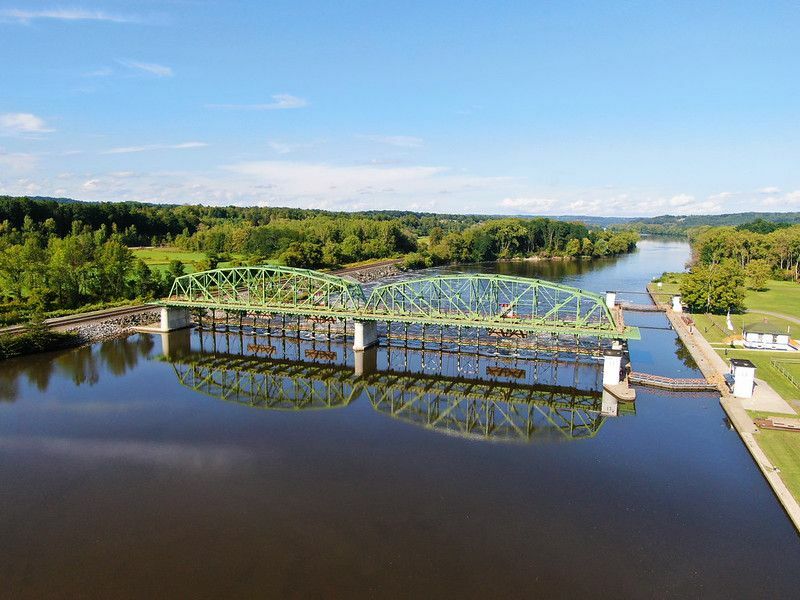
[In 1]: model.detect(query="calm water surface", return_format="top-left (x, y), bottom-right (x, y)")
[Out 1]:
top-left (2, 238), bottom-right (799, 598)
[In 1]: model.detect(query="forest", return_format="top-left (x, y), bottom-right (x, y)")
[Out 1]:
top-left (0, 196), bottom-right (638, 324)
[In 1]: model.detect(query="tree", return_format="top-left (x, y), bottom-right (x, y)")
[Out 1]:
top-left (565, 238), bottom-right (581, 257)
top-left (680, 259), bottom-right (745, 314)
top-left (746, 259), bottom-right (772, 290)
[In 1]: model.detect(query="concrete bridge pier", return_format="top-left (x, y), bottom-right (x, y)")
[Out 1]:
top-left (601, 389), bottom-right (619, 417)
top-left (353, 319), bottom-right (378, 351)
top-left (160, 328), bottom-right (191, 360)
top-left (354, 346), bottom-right (378, 376)
top-left (160, 307), bottom-right (192, 332)
top-left (602, 349), bottom-right (624, 386)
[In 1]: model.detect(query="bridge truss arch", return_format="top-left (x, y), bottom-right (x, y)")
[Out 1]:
top-left (364, 274), bottom-right (621, 337)
top-left (167, 265), bottom-right (366, 315)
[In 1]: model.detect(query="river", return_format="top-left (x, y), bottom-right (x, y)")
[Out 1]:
top-left (1, 238), bottom-right (799, 598)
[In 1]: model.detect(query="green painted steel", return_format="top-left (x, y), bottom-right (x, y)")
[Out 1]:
top-left (168, 352), bottom-right (606, 442)
top-left (158, 265), bottom-right (639, 339)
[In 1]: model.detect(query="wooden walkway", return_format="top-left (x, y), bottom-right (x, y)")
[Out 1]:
top-left (619, 302), bottom-right (666, 313)
top-left (628, 370), bottom-right (718, 391)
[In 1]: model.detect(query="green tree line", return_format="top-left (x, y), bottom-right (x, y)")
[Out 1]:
top-left (679, 221), bottom-right (800, 313)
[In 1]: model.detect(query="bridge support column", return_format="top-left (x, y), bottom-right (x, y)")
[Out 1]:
top-left (353, 319), bottom-right (378, 351)
top-left (601, 389), bottom-right (619, 417)
top-left (602, 349), bottom-right (623, 386)
top-left (354, 346), bottom-right (378, 377)
top-left (160, 307), bottom-right (192, 332)
top-left (160, 328), bottom-right (191, 359)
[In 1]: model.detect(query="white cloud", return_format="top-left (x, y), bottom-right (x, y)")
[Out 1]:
top-left (759, 186), bottom-right (781, 194)
top-left (0, 112), bottom-right (53, 134)
top-left (0, 9), bottom-right (137, 24)
top-left (501, 197), bottom-right (556, 213)
top-left (358, 134), bottom-right (424, 148)
top-left (117, 59), bottom-right (173, 77)
top-left (0, 148), bottom-right (37, 171)
top-left (102, 141), bottom-right (208, 154)
top-left (668, 193), bottom-right (695, 208)
top-left (208, 94), bottom-right (308, 110)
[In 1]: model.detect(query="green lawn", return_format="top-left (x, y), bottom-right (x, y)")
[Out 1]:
top-left (744, 280), bottom-right (800, 320)
top-left (747, 410), bottom-right (800, 502)
top-left (132, 247), bottom-right (208, 264)
top-left (691, 312), bottom-right (797, 344)
top-left (720, 349), bottom-right (800, 402)
top-left (132, 247), bottom-right (248, 274)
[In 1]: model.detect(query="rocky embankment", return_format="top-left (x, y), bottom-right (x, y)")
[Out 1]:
top-left (66, 309), bottom-right (160, 344)
top-left (342, 263), bottom-right (402, 283)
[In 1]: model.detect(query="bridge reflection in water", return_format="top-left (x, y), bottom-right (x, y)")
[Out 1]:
top-left (162, 329), bottom-right (635, 443)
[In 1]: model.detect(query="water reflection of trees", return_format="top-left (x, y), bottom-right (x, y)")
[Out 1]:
top-left (0, 334), bottom-right (156, 399)
top-left (673, 336), bottom-right (698, 370)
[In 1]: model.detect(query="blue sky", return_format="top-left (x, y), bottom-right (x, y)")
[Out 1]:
top-left (1, 0), bottom-right (799, 216)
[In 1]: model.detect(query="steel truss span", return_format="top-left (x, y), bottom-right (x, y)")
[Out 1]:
top-left (169, 352), bottom-right (607, 442)
top-left (160, 266), bottom-right (639, 339)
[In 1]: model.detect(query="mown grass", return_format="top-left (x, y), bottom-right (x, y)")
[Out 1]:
top-left (132, 247), bottom-right (250, 274)
top-left (746, 410), bottom-right (800, 503)
top-left (744, 280), bottom-right (800, 320)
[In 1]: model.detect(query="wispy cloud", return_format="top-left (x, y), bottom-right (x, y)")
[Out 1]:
top-left (358, 134), bottom-right (424, 148)
top-left (0, 112), bottom-right (54, 135)
top-left (83, 67), bottom-right (113, 78)
top-left (501, 197), bottom-right (556, 212)
top-left (117, 59), bottom-right (173, 78)
top-left (102, 141), bottom-right (208, 155)
top-left (0, 148), bottom-right (38, 171)
top-left (207, 94), bottom-right (308, 110)
top-left (759, 186), bottom-right (781, 194)
top-left (0, 8), bottom-right (137, 24)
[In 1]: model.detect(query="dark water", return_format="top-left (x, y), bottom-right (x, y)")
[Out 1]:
top-left (1, 239), bottom-right (799, 598)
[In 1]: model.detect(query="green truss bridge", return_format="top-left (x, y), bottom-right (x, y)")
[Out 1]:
top-left (154, 265), bottom-right (639, 348)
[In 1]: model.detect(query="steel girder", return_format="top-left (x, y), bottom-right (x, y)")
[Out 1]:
top-left (158, 267), bottom-right (639, 339)
top-left (167, 266), bottom-right (365, 313)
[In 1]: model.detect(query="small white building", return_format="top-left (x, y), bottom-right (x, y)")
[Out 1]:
top-left (742, 324), bottom-right (796, 351)
top-left (729, 358), bottom-right (756, 398)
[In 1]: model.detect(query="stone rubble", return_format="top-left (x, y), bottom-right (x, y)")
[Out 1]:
top-left (65, 309), bottom-right (161, 344)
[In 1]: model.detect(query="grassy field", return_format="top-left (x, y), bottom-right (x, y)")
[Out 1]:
top-left (747, 410), bottom-right (800, 502)
top-left (132, 247), bottom-right (248, 274)
top-left (691, 312), bottom-right (797, 344)
top-left (744, 280), bottom-right (800, 318)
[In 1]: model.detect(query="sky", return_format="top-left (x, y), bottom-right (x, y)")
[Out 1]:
top-left (1, 0), bottom-right (799, 217)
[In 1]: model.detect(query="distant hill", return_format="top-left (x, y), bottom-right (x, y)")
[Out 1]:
top-left (631, 212), bottom-right (800, 228)
top-left (27, 196), bottom-right (84, 204)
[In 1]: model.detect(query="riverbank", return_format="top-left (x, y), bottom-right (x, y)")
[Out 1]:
top-left (647, 284), bottom-right (800, 532)
top-left (0, 306), bottom-right (160, 360)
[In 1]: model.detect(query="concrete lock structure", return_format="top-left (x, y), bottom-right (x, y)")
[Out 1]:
top-left (730, 358), bottom-right (756, 398)
top-left (160, 307), bottom-right (192, 332)
top-left (603, 349), bottom-right (623, 386)
top-left (672, 295), bottom-right (683, 313)
top-left (353, 319), bottom-right (378, 351)
top-left (605, 291), bottom-right (616, 309)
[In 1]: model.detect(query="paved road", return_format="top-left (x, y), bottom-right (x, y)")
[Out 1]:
top-left (746, 309), bottom-right (800, 326)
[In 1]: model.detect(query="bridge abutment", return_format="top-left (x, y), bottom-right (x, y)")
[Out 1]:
top-left (160, 307), bottom-right (192, 332)
top-left (353, 319), bottom-right (378, 351)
